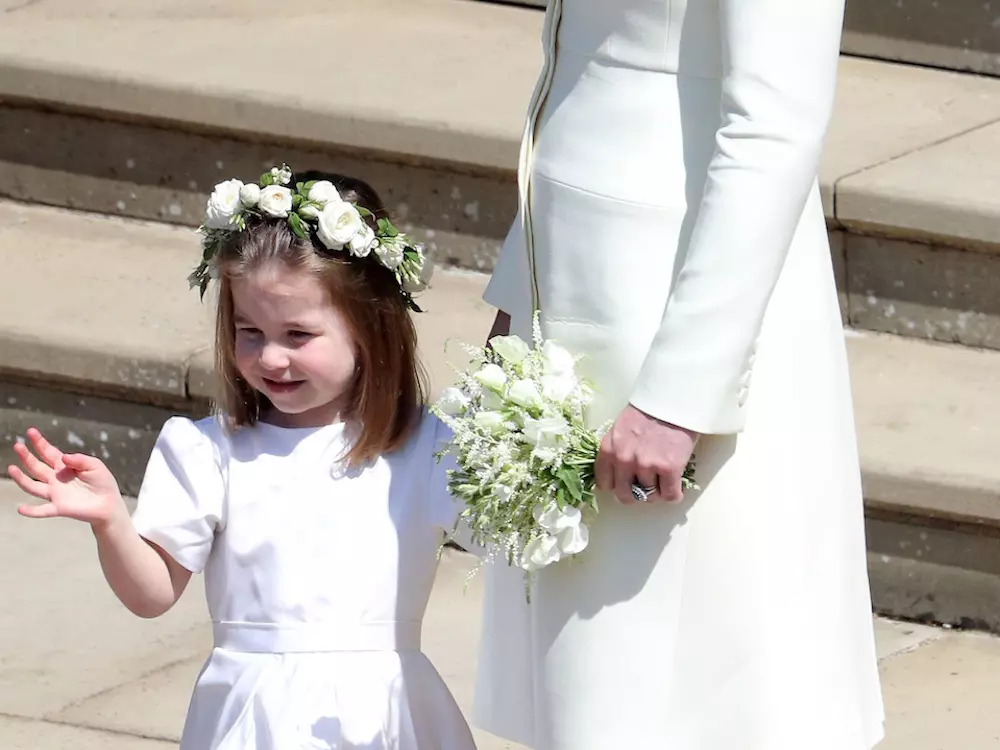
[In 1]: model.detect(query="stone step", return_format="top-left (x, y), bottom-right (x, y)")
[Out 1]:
top-left (1, 200), bottom-right (998, 631)
top-left (491, 0), bottom-right (1000, 77)
top-left (843, 0), bottom-right (1000, 78)
top-left (0, 0), bottom-right (999, 351)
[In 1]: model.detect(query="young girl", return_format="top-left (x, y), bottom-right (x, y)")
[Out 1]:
top-left (7, 166), bottom-right (477, 750)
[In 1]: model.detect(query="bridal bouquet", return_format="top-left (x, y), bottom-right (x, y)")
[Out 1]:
top-left (431, 315), bottom-right (697, 588)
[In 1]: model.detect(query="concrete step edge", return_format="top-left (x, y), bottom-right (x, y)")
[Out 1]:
top-left (2, 2), bottom-right (1000, 253)
top-left (0, 198), bottom-right (996, 534)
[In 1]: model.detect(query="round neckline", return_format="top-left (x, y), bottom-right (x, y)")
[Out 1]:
top-left (254, 420), bottom-right (347, 435)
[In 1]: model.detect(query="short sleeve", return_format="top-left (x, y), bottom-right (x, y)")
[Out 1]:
top-left (426, 414), bottom-right (482, 555)
top-left (131, 416), bottom-right (226, 574)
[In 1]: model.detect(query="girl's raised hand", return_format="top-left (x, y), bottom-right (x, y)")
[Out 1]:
top-left (7, 428), bottom-right (128, 530)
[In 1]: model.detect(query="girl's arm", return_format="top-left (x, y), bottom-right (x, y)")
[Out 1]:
top-left (92, 516), bottom-right (192, 619)
top-left (9, 429), bottom-right (191, 618)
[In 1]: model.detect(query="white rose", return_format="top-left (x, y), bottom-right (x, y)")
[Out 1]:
top-left (316, 202), bottom-right (364, 250)
top-left (349, 225), bottom-right (376, 257)
top-left (239, 183), bottom-right (261, 208)
top-left (523, 415), bottom-right (569, 460)
top-left (534, 502), bottom-right (582, 534)
top-left (542, 340), bottom-right (575, 376)
top-left (490, 335), bottom-right (531, 365)
top-left (521, 534), bottom-right (562, 572)
top-left (474, 410), bottom-right (505, 434)
top-left (556, 522), bottom-right (589, 556)
top-left (437, 386), bottom-right (469, 416)
top-left (300, 180), bottom-right (341, 219)
top-left (508, 379), bottom-right (543, 410)
top-left (375, 241), bottom-right (404, 270)
top-left (258, 185), bottom-right (293, 218)
top-left (204, 179), bottom-right (244, 228)
top-left (473, 363), bottom-right (507, 392)
top-left (541, 373), bottom-right (578, 403)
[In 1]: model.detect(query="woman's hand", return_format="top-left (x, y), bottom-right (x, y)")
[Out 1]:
top-left (596, 404), bottom-right (699, 504)
top-left (8, 428), bottom-right (129, 531)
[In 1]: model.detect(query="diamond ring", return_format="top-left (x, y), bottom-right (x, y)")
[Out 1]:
top-left (630, 482), bottom-right (658, 502)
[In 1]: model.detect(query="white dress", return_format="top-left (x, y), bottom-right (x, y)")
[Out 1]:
top-left (475, 0), bottom-right (885, 748)
top-left (131, 413), bottom-right (476, 750)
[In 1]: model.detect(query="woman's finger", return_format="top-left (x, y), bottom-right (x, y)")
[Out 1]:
top-left (633, 466), bottom-right (660, 504)
top-left (7, 464), bottom-right (52, 502)
top-left (27, 429), bottom-right (65, 470)
top-left (657, 468), bottom-right (684, 504)
top-left (613, 458), bottom-right (637, 505)
top-left (12, 442), bottom-right (53, 482)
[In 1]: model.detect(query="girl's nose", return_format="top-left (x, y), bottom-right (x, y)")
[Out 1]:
top-left (259, 342), bottom-right (290, 371)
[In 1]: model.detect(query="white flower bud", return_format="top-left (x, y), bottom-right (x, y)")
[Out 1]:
top-left (490, 335), bottom-right (531, 365)
top-left (473, 363), bottom-right (507, 392)
top-left (239, 183), bottom-right (261, 208)
top-left (508, 379), bottom-right (543, 410)
top-left (271, 165), bottom-right (292, 185)
top-left (437, 386), bottom-right (470, 416)
top-left (474, 410), bottom-right (506, 434)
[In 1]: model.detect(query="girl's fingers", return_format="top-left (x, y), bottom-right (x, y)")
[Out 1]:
top-left (11, 443), bottom-right (53, 483)
top-left (17, 501), bottom-right (61, 519)
top-left (62, 453), bottom-right (99, 473)
top-left (7, 465), bottom-right (52, 502)
top-left (27, 429), bottom-right (65, 470)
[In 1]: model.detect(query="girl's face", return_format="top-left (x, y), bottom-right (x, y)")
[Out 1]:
top-left (231, 265), bottom-right (358, 428)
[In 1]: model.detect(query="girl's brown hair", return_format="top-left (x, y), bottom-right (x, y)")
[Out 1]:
top-left (213, 170), bottom-right (428, 466)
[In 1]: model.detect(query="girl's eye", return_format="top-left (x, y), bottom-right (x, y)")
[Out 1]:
top-left (236, 327), bottom-right (261, 337)
top-left (289, 330), bottom-right (315, 341)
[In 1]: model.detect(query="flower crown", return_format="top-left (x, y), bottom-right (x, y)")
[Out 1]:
top-left (189, 165), bottom-right (428, 312)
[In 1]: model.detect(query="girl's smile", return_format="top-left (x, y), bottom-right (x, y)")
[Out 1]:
top-left (261, 378), bottom-right (306, 395)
